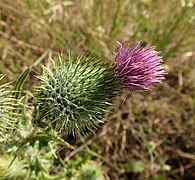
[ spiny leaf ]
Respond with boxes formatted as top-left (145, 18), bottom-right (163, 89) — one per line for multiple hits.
top-left (14, 67), bottom-right (31, 99)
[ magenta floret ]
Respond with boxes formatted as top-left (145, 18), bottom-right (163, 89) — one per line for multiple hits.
top-left (115, 43), bottom-right (165, 92)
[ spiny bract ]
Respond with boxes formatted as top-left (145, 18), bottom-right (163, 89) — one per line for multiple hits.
top-left (33, 54), bottom-right (119, 136)
top-left (0, 75), bottom-right (20, 140)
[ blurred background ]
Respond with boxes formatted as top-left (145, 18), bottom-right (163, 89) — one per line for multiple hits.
top-left (0, 0), bottom-right (195, 179)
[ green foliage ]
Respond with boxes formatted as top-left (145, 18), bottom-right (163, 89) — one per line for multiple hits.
top-left (123, 160), bottom-right (145, 173)
top-left (77, 161), bottom-right (104, 180)
top-left (0, 155), bottom-right (27, 180)
top-left (64, 154), bottom-right (91, 179)
top-left (60, 154), bottom-right (104, 180)
top-left (33, 54), bottom-right (120, 135)
top-left (0, 140), bottom-right (60, 180)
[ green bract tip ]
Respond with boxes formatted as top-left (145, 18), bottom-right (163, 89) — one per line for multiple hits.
top-left (0, 75), bottom-right (20, 141)
top-left (33, 53), bottom-right (119, 136)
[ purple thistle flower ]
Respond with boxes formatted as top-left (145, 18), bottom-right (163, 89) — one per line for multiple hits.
top-left (114, 43), bottom-right (165, 92)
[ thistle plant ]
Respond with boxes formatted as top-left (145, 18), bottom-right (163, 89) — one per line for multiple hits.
top-left (33, 44), bottom-right (165, 136)
top-left (0, 42), bottom-right (166, 179)
top-left (114, 43), bottom-right (165, 92)
top-left (33, 54), bottom-right (120, 136)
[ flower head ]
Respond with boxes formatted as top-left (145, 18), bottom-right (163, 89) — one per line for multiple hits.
top-left (114, 43), bottom-right (165, 92)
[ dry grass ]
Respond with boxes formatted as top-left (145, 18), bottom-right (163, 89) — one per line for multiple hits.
top-left (0, 0), bottom-right (195, 179)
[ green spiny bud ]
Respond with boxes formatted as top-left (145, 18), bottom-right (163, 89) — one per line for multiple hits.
top-left (33, 54), bottom-right (119, 136)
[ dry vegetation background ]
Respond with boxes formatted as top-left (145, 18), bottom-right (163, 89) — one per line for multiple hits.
top-left (0, 0), bottom-right (195, 179)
